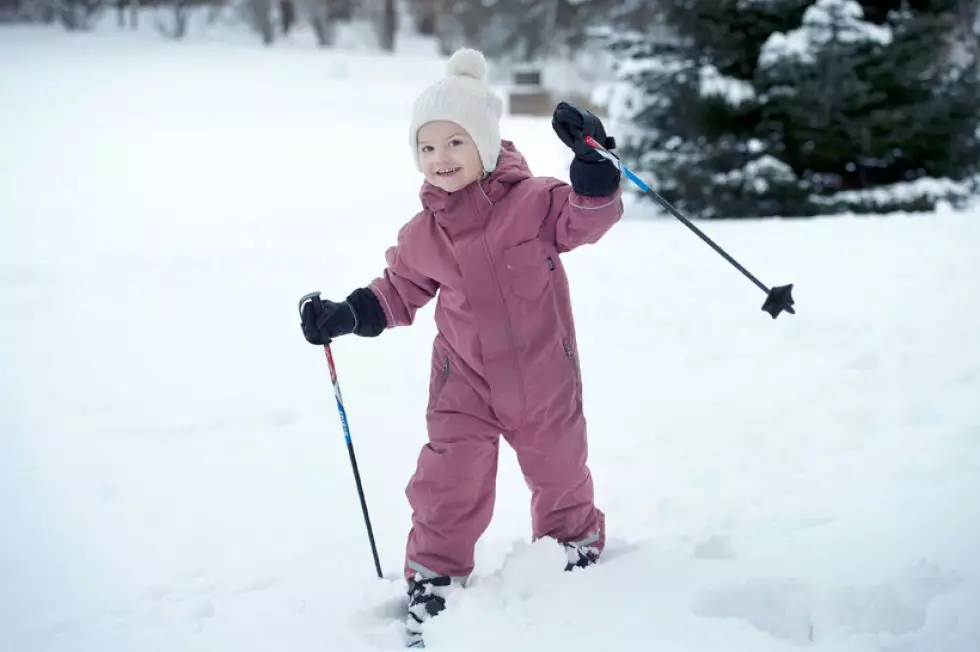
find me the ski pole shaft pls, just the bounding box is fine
[322,342,383,579]
[584,135,795,318]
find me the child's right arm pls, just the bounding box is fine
[368,218,440,328]
[298,216,439,346]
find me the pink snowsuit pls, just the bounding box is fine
[369,140,624,580]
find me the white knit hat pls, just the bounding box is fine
[409,48,504,173]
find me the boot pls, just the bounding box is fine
[405,573,454,648]
[562,540,600,571]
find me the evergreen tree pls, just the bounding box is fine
[601,0,980,217]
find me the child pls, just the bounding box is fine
[299,48,623,645]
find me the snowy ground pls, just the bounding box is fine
[2,24,980,652]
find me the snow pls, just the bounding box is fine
[760,28,816,66]
[699,65,755,106]
[811,177,975,212]
[3,24,980,652]
[598,54,687,131]
[713,155,798,195]
[759,0,893,68]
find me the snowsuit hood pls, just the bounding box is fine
[419,140,533,216]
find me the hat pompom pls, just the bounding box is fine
[446,48,487,81]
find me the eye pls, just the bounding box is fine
[449,138,463,147]
[420,145,433,154]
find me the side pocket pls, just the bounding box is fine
[433,356,451,401]
[562,338,581,390]
[503,239,552,301]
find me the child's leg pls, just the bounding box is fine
[404,406,501,581]
[505,410,605,555]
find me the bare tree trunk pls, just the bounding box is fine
[413,0,437,35]
[173,1,187,38]
[154,0,189,38]
[378,0,395,51]
[40,1,57,23]
[207,0,225,24]
[280,0,294,33]
[58,0,103,31]
[434,2,463,57]
[333,0,351,20]
[308,0,333,46]
[249,0,275,45]
[114,0,139,28]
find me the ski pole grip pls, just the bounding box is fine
[585,135,619,165]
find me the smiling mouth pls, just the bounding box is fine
[436,166,461,176]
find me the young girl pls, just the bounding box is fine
[299,48,623,645]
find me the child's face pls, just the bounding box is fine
[417,121,483,193]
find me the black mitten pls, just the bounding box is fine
[551,102,617,163]
[552,102,621,197]
[569,158,622,197]
[299,288,386,346]
[300,294,355,346]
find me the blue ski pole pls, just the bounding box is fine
[584,135,795,319]
[299,292,383,578]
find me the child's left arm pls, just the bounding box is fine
[546,176,623,254]
[547,102,625,253]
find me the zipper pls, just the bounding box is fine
[547,256,555,271]
[481,235,526,418]
[471,186,525,419]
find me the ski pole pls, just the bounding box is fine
[299,292,383,578]
[584,135,796,319]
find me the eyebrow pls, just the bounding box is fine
[418,133,467,145]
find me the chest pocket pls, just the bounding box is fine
[502,238,555,302]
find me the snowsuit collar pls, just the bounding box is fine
[419,140,533,231]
